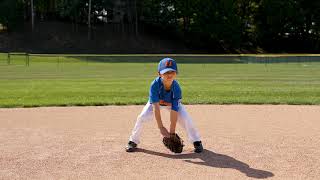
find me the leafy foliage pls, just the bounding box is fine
[0,0,24,31]
[0,0,319,52]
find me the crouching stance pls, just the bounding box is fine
[126,58,203,153]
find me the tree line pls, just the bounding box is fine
[0,0,319,53]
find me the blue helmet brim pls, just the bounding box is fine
[159,68,177,74]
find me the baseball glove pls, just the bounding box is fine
[163,133,184,153]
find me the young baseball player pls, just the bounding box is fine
[125,58,203,153]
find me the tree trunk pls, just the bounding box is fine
[88,0,92,40]
[31,0,34,32]
[134,0,138,36]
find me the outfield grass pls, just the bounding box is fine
[0,54,319,107]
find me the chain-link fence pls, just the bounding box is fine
[1,53,320,66]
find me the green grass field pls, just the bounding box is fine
[0,53,319,107]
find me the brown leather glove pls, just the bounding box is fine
[163,133,184,153]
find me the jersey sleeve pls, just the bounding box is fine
[149,79,160,103]
[171,81,182,111]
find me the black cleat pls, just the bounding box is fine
[193,141,203,153]
[125,141,137,152]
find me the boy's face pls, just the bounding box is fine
[160,71,177,82]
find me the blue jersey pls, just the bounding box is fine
[149,77,182,112]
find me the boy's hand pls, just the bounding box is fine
[159,126,170,137]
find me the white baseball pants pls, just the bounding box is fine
[129,102,201,144]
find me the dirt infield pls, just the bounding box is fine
[1,105,319,179]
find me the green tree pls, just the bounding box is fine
[189,0,242,51]
[141,0,177,27]
[256,0,320,52]
[0,0,24,31]
[235,0,260,47]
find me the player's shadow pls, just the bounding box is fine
[136,148,274,179]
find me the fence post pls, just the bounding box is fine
[26,53,30,67]
[265,56,268,67]
[7,53,10,65]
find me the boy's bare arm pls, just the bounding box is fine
[153,103,170,137]
[170,110,178,134]
[153,103,163,128]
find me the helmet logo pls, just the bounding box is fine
[165,60,172,67]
